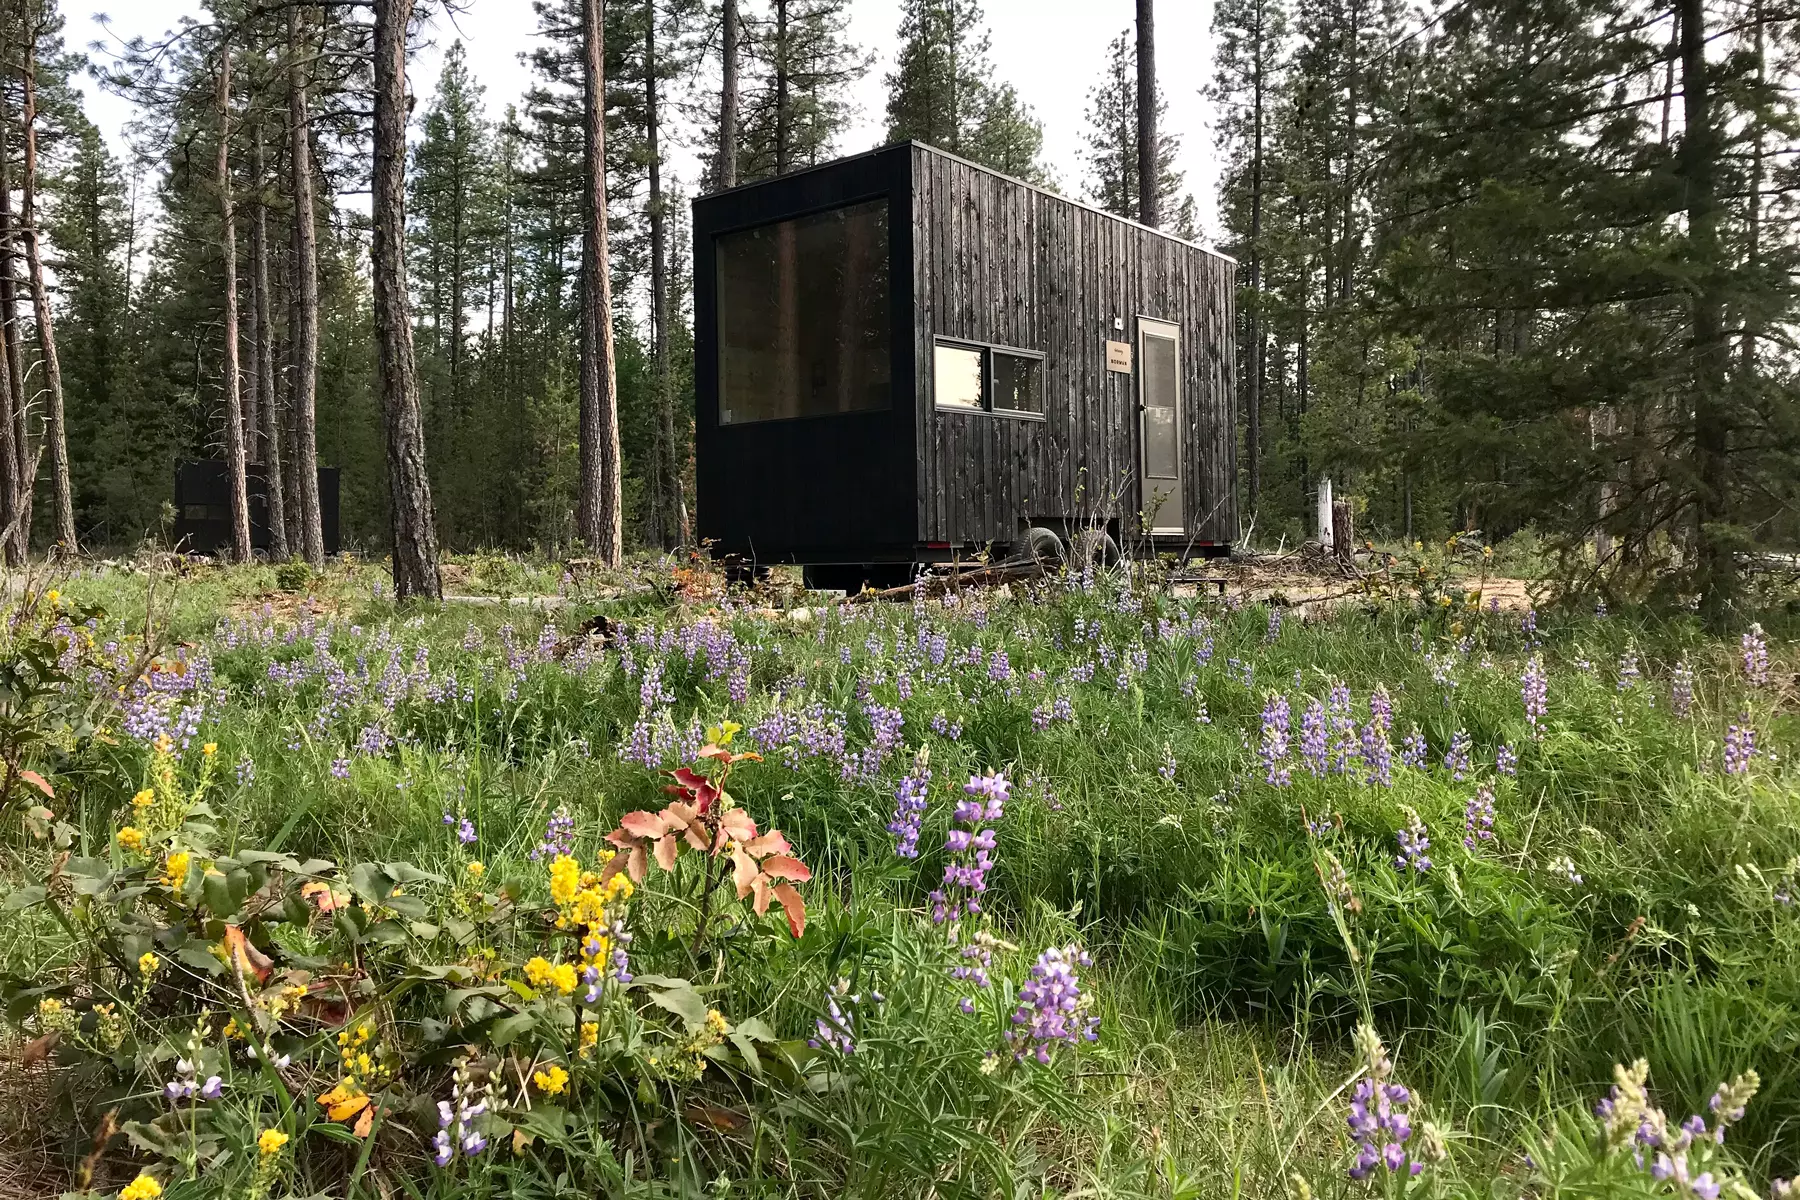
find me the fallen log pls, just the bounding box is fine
[847,560,1047,603]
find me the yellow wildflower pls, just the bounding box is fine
[705,1009,730,1037]
[549,962,579,995]
[131,788,155,810]
[258,1128,290,1155]
[162,851,191,888]
[579,1021,599,1056]
[44,589,59,605]
[202,743,218,757]
[466,861,484,878]
[138,952,160,976]
[120,1175,162,1200]
[154,734,173,756]
[117,826,146,853]
[533,1063,570,1095]
[523,957,555,988]
[548,855,581,906]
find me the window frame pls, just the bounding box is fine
[931,337,1047,421]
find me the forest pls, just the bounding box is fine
[0,0,1781,610]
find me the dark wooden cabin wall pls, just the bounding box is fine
[911,145,1236,549]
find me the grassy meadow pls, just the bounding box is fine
[0,550,1796,1200]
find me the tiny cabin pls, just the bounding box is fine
[693,141,1237,589]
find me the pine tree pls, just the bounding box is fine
[884,0,1045,182]
[737,0,868,182]
[410,41,495,423]
[1079,31,1197,238]
[373,0,443,599]
[1210,0,1286,515]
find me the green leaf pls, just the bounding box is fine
[237,850,303,870]
[347,863,392,908]
[176,944,225,976]
[3,886,46,911]
[641,979,709,1032]
[384,862,446,886]
[489,1010,538,1046]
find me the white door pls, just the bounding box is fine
[1138,318,1183,534]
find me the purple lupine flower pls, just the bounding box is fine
[531,805,576,861]
[1463,783,1497,849]
[1260,695,1293,787]
[1444,729,1472,781]
[988,649,1012,682]
[1394,808,1432,873]
[887,751,931,859]
[930,773,1007,923]
[1345,1025,1420,1179]
[1724,719,1757,777]
[1265,607,1282,642]
[807,984,860,1054]
[329,757,351,780]
[1496,743,1518,775]
[1300,699,1329,778]
[1522,655,1548,738]
[1360,687,1394,787]
[1159,744,1178,782]
[1007,944,1100,1064]
[235,756,256,787]
[1399,727,1428,769]
[1671,660,1695,719]
[1743,624,1770,687]
[1617,650,1641,691]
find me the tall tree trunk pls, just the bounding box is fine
[253,122,288,559]
[1339,0,1360,301]
[1135,0,1157,227]
[578,0,622,563]
[450,136,465,414]
[1677,0,1732,621]
[20,8,73,552]
[1741,0,1763,377]
[647,3,686,549]
[1246,0,1264,515]
[216,41,253,564]
[0,83,30,559]
[720,0,739,188]
[373,0,443,598]
[288,6,325,565]
[774,0,791,176]
[0,271,15,562]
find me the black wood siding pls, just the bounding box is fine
[692,146,917,562]
[911,144,1237,548]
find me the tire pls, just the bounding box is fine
[1024,526,1065,566]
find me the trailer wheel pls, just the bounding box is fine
[1023,526,1065,565]
[1076,529,1121,568]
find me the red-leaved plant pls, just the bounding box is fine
[602,724,811,946]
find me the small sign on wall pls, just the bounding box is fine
[1106,340,1132,372]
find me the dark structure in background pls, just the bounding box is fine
[693,141,1236,590]
[174,462,340,556]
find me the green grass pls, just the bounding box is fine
[0,556,1795,1199]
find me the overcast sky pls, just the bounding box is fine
[73,0,1220,239]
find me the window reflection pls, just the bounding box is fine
[934,343,984,410]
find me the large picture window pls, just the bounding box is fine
[716,199,891,425]
[932,338,1044,417]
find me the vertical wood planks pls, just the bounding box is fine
[909,143,1235,550]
